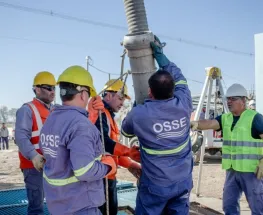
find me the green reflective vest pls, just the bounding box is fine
[222,109,263,172]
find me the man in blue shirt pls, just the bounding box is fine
[122,36,193,215]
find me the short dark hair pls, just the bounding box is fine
[59,82,79,102]
[148,70,174,100]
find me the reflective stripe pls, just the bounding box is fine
[28,102,43,137]
[223,140,263,147]
[175,80,187,85]
[121,129,134,137]
[43,172,79,186]
[32,130,40,137]
[34,144,40,149]
[222,154,262,160]
[43,156,102,186]
[142,138,189,155]
[74,156,101,177]
[106,116,111,137]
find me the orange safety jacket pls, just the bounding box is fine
[18,98,50,169]
[104,108,132,179]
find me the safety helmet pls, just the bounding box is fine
[249,100,256,106]
[225,83,248,98]
[57,65,97,97]
[33,71,56,86]
[103,79,131,100]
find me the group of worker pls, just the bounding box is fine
[15,35,263,215]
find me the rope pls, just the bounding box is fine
[97,70,130,215]
[99,110,109,215]
[120,49,127,81]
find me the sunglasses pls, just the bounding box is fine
[38,85,55,92]
[80,89,90,97]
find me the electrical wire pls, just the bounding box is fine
[0,1,255,57]
[88,64,119,75]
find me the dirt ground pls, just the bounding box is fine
[0,141,246,203]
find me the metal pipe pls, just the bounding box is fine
[123,0,156,104]
[123,0,149,35]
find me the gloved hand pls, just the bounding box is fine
[255,158,263,180]
[128,162,142,179]
[32,153,45,172]
[114,143,141,163]
[190,121,199,131]
[101,155,117,178]
[88,96,104,124]
[129,146,141,163]
[150,35,170,68]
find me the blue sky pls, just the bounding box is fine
[0,0,262,108]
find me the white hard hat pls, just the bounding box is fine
[249,100,255,106]
[225,83,248,98]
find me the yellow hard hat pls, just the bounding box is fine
[33,71,56,86]
[57,65,97,97]
[103,79,130,100]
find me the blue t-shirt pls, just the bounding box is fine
[215,112,263,139]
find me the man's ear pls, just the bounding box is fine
[148,87,153,99]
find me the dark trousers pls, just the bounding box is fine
[223,169,263,215]
[136,176,192,215]
[1,137,9,150]
[99,179,118,215]
[22,168,44,215]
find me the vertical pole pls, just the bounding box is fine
[196,78,213,196]
[255,33,263,113]
[108,73,111,81]
[86,56,90,71]
[194,76,210,121]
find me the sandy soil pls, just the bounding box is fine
[0,141,246,203]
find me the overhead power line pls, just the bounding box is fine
[0,1,254,57]
[90,62,205,84]
[88,64,119,76]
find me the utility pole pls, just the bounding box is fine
[86,56,91,71]
[122,0,156,104]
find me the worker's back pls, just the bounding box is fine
[40,105,105,214]
[131,96,192,187]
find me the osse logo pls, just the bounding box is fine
[40,134,60,147]
[153,117,187,133]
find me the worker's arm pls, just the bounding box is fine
[15,105,38,160]
[68,122,110,182]
[95,111,140,162]
[150,36,192,107]
[95,112,116,154]
[196,119,221,130]
[163,63,190,99]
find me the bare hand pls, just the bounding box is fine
[32,154,45,171]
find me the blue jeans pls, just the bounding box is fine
[136,175,192,215]
[22,168,44,215]
[1,137,9,149]
[223,169,263,215]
